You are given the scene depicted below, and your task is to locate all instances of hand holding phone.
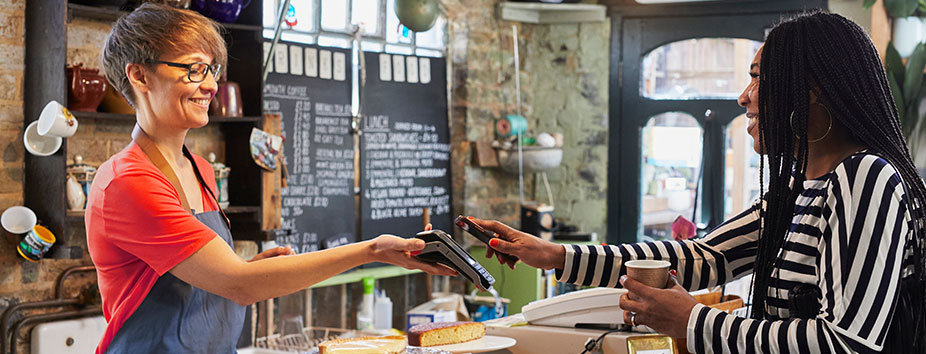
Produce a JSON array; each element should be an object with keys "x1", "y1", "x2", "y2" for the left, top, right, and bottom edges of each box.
[{"x1": 455, "y1": 215, "x2": 520, "y2": 264}]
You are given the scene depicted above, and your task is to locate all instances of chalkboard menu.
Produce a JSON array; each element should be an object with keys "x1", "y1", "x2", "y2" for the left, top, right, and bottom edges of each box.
[
  {"x1": 359, "y1": 52, "x2": 451, "y2": 241},
  {"x1": 263, "y1": 41, "x2": 354, "y2": 253}
]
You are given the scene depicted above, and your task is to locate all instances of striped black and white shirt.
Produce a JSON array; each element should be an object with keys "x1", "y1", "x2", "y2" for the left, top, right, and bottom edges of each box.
[{"x1": 556, "y1": 152, "x2": 914, "y2": 353}]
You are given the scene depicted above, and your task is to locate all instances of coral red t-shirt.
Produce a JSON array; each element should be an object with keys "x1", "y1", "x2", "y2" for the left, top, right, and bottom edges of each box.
[{"x1": 85, "y1": 142, "x2": 220, "y2": 354}]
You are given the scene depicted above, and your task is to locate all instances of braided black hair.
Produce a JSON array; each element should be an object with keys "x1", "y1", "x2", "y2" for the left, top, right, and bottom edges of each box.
[{"x1": 751, "y1": 11, "x2": 926, "y2": 348}]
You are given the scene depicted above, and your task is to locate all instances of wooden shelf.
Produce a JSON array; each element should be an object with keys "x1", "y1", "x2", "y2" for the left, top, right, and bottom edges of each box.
[
  {"x1": 499, "y1": 2, "x2": 606, "y2": 24},
  {"x1": 309, "y1": 266, "x2": 422, "y2": 289},
  {"x1": 72, "y1": 111, "x2": 262, "y2": 124},
  {"x1": 67, "y1": 3, "x2": 262, "y2": 32}
]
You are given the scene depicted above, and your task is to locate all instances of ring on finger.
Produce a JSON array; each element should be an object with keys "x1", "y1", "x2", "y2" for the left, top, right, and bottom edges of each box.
[{"x1": 630, "y1": 313, "x2": 638, "y2": 327}]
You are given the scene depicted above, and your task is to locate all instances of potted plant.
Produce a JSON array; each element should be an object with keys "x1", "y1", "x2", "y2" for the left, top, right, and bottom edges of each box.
[
  {"x1": 885, "y1": 41, "x2": 926, "y2": 170},
  {"x1": 867, "y1": 0, "x2": 926, "y2": 57}
]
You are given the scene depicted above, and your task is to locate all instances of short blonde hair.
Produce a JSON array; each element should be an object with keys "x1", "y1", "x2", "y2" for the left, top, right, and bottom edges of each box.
[{"x1": 101, "y1": 3, "x2": 227, "y2": 107}]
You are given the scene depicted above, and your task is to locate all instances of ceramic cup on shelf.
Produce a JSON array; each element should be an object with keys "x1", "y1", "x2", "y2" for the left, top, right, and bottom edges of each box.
[
  {"x1": 24, "y1": 121, "x2": 62, "y2": 157},
  {"x1": 37, "y1": 100, "x2": 78, "y2": 138},
  {"x1": 1, "y1": 206, "x2": 36, "y2": 235},
  {"x1": 99, "y1": 83, "x2": 135, "y2": 114},
  {"x1": 209, "y1": 74, "x2": 243, "y2": 117}
]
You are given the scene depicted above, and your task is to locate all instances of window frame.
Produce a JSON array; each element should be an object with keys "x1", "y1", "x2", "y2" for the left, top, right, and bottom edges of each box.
[{"x1": 262, "y1": 0, "x2": 446, "y2": 56}]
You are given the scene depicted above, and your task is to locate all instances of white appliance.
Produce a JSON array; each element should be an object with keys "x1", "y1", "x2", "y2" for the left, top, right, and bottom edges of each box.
[
  {"x1": 30, "y1": 316, "x2": 106, "y2": 354},
  {"x1": 521, "y1": 287, "x2": 627, "y2": 328}
]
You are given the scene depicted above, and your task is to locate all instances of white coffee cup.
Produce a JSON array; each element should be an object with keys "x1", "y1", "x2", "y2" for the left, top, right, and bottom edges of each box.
[
  {"x1": 24, "y1": 121, "x2": 62, "y2": 156},
  {"x1": 37, "y1": 100, "x2": 78, "y2": 138},
  {"x1": 1, "y1": 206, "x2": 37, "y2": 234}
]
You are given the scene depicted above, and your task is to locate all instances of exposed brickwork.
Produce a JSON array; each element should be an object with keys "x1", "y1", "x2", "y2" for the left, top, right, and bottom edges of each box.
[{"x1": 446, "y1": 0, "x2": 610, "y2": 239}]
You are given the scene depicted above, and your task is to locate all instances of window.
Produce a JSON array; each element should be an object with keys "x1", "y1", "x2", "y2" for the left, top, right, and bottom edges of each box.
[
  {"x1": 262, "y1": 0, "x2": 446, "y2": 56},
  {"x1": 641, "y1": 112, "x2": 703, "y2": 242},
  {"x1": 642, "y1": 38, "x2": 762, "y2": 100},
  {"x1": 723, "y1": 114, "x2": 766, "y2": 219}
]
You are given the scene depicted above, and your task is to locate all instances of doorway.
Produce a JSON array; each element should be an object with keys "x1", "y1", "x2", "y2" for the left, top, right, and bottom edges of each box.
[{"x1": 606, "y1": 1, "x2": 827, "y2": 244}]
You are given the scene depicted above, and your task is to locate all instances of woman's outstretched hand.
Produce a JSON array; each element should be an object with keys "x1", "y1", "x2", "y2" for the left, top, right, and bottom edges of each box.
[
  {"x1": 248, "y1": 245, "x2": 296, "y2": 262},
  {"x1": 465, "y1": 217, "x2": 565, "y2": 270},
  {"x1": 368, "y1": 234, "x2": 458, "y2": 277}
]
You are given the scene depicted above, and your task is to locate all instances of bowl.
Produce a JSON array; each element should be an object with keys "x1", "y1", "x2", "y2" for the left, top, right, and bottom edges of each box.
[{"x1": 495, "y1": 146, "x2": 563, "y2": 174}]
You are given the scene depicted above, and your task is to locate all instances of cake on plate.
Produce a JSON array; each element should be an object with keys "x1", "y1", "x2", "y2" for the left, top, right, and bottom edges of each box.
[
  {"x1": 318, "y1": 335, "x2": 407, "y2": 354},
  {"x1": 408, "y1": 321, "x2": 485, "y2": 347}
]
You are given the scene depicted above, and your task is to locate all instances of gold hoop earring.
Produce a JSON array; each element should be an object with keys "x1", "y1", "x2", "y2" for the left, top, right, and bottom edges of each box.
[{"x1": 790, "y1": 103, "x2": 833, "y2": 143}]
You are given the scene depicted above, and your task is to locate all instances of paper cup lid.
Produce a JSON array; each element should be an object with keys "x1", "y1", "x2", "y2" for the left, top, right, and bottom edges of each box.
[
  {"x1": 1, "y1": 206, "x2": 37, "y2": 234},
  {"x1": 625, "y1": 260, "x2": 671, "y2": 269}
]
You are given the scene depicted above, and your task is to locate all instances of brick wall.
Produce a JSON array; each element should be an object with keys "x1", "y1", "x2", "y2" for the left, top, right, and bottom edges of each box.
[{"x1": 446, "y1": 0, "x2": 610, "y2": 239}]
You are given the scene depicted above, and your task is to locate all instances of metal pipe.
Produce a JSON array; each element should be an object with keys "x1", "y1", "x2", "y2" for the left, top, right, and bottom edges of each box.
[
  {"x1": 9, "y1": 307, "x2": 101, "y2": 354},
  {"x1": 2, "y1": 265, "x2": 95, "y2": 354},
  {"x1": 262, "y1": 0, "x2": 294, "y2": 82},
  {"x1": 54, "y1": 265, "x2": 95, "y2": 299},
  {"x1": 1, "y1": 299, "x2": 80, "y2": 354}
]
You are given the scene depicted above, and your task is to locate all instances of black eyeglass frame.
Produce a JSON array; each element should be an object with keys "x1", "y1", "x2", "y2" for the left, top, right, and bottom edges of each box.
[{"x1": 150, "y1": 60, "x2": 223, "y2": 83}]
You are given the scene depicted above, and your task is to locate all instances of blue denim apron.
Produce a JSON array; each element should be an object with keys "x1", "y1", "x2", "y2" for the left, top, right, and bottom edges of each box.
[{"x1": 106, "y1": 126, "x2": 245, "y2": 353}]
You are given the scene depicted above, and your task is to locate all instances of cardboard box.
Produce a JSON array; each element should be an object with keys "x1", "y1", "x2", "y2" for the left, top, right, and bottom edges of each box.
[{"x1": 406, "y1": 293, "x2": 469, "y2": 330}]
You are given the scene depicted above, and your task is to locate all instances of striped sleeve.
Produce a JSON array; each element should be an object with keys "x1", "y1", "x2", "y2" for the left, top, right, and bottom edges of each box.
[
  {"x1": 686, "y1": 155, "x2": 910, "y2": 353},
  {"x1": 556, "y1": 199, "x2": 763, "y2": 291}
]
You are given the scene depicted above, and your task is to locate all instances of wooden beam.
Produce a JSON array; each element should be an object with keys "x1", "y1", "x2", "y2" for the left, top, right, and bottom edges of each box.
[
  {"x1": 262, "y1": 113, "x2": 282, "y2": 230},
  {"x1": 871, "y1": 0, "x2": 891, "y2": 62},
  {"x1": 24, "y1": 0, "x2": 67, "y2": 255}
]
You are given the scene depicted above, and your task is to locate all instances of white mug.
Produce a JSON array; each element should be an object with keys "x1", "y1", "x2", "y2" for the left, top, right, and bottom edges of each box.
[
  {"x1": 37, "y1": 100, "x2": 78, "y2": 138},
  {"x1": 24, "y1": 121, "x2": 62, "y2": 157},
  {"x1": 1, "y1": 206, "x2": 37, "y2": 234}
]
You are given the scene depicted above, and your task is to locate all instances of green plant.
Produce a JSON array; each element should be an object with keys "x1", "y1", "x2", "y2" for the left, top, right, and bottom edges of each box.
[
  {"x1": 886, "y1": 41, "x2": 926, "y2": 157},
  {"x1": 866, "y1": 0, "x2": 926, "y2": 18}
]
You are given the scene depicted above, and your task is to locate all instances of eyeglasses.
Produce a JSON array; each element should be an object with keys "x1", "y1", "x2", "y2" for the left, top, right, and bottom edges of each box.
[{"x1": 151, "y1": 60, "x2": 222, "y2": 83}]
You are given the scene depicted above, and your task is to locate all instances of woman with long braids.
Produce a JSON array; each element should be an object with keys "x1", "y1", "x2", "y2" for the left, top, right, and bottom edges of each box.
[{"x1": 468, "y1": 11, "x2": 926, "y2": 353}]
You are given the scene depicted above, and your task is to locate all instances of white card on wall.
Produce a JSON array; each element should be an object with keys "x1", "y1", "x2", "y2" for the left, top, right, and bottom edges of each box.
[
  {"x1": 379, "y1": 54, "x2": 392, "y2": 81},
  {"x1": 333, "y1": 52, "x2": 346, "y2": 81},
  {"x1": 392, "y1": 55, "x2": 405, "y2": 82},
  {"x1": 305, "y1": 47, "x2": 318, "y2": 77},
  {"x1": 406, "y1": 56, "x2": 419, "y2": 83},
  {"x1": 263, "y1": 42, "x2": 273, "y2": 72},
  {"x1": 419, "y1": 57, "x2": 431, "y2": 84},
  {"x1": 289, "y1": 45, "x2": 303, "y2": 76},
  {"x1": 320, "y1": 50, "x2": 332, "y2": 80},
  {"x1": 274, "y1": 43, "x2": 288, "y2": 74}
]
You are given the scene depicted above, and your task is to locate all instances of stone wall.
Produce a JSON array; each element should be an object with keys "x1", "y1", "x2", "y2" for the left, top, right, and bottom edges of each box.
[{"x1": 445, "y1": 0, "x2": 610, "y2": 239}]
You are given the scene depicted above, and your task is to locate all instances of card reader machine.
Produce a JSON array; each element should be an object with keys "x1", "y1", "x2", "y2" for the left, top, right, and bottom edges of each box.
[{"x1": 414, "y1": 230, "x2": 495, "y2": 291}]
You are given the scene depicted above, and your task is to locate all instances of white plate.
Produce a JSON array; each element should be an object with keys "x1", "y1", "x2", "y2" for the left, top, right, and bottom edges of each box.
[{"x1": 427, "y1": 335, "x2": 516, "y2": 353}]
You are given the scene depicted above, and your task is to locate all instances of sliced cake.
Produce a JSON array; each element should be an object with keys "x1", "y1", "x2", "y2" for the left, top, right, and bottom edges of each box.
[
  {"x1": 408, "y1": 321, "x2": 485, "y2": 347},
  {"x1": 318, "y1": 335, "x2": 407, "y2": 354}
]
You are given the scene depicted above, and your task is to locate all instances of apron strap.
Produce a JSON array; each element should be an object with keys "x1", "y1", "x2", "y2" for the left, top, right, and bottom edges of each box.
[{"x1": 132, "y1": 124, "x2": 230, "y2": 228}]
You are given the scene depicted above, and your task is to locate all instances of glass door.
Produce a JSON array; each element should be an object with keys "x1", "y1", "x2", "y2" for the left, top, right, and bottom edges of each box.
[{"x1": 610, "y1": 13, "x2": 780, "y2": 244}]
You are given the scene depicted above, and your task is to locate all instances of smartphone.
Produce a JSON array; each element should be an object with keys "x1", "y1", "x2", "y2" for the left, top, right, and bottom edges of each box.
[{"x1": 454, "y1": 215, "x2": 519, "y2": 263}]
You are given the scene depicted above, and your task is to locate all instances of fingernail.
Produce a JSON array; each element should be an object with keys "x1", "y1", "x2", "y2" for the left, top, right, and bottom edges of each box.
[
  {"x1": 410, "y1": 251, "x2": 421, "y2": 256},
  {"x1": 467, "y1": 216, "x2": 474, "y2": 220},
  {"x1": 670, "y1": 269, "x2": 677, "y2": 276},
  {"x1": 620, "y1": 275, "x2": 627, "y2": 284},
  {"x1": 489, "y1": 239, "x2": 499, "y2": 247}
]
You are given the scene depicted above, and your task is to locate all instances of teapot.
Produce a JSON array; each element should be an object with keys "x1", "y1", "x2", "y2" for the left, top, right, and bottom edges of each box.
[{"x1": 66, "y1": 63, "x2": 107, "y2": 112}]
